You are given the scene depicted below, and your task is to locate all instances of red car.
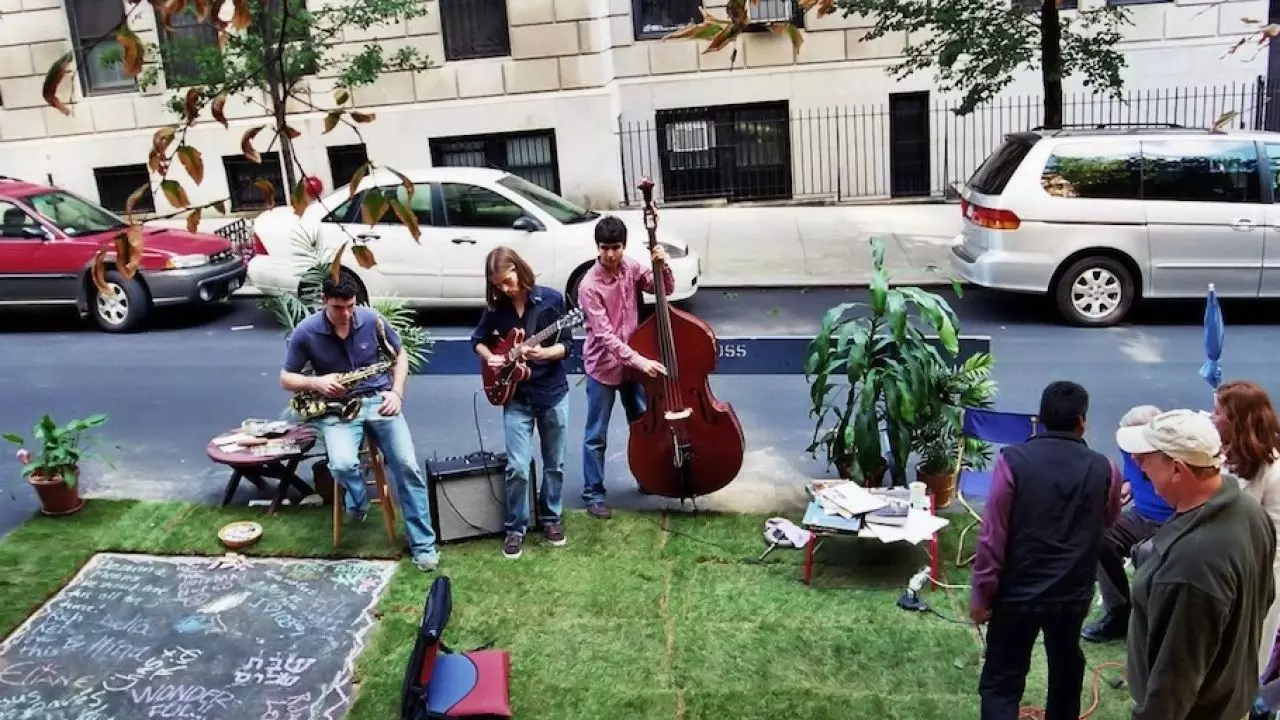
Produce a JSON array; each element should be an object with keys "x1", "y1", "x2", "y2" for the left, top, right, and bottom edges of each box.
[{"x1": 0, "y1": 177, "x2": 247, "y2": 332}]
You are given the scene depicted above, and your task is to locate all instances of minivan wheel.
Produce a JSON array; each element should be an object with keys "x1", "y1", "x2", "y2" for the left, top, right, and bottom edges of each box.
[{"x1": 1054, "y1": 256, "x2": 1134, "y2": 327}]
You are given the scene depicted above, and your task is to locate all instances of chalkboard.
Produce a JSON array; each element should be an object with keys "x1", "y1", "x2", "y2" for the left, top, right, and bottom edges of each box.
[{"x1": 0, "y1": 553, "x2": 397, "y2": 720}]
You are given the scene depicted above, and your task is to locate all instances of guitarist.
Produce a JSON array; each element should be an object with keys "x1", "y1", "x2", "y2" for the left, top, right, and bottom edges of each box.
[
  {"x1": 470, "y1": 246, "x2": 573, "y2": 560},
  {"x1": 280, "y1": 271, "x2": 440, "y2": 572}
]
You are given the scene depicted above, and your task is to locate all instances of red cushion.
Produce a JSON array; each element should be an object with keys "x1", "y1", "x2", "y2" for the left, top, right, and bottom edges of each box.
[{"x1": 447, "y1": 650, "x2": 511, "y2": 718}]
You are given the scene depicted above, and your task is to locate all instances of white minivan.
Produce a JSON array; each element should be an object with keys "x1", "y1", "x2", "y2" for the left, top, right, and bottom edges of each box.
[{"x1": 950, "y1": 125, "x2": 1280, "y2": 326}]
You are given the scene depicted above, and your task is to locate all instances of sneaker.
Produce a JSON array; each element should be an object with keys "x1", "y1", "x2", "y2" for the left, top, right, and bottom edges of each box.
[
  {"x1": 345, "y1": 507, "x2": 368, "y2": 523},
  {"x1": 586, "y1": 502, "x2": 612, "y2": 519},
  {"x1": 503, "y1": 532, "x2": 523, "y2": 560},
  {"x1": 412, "y1": 550, "x2": 439, "y2": 572},
  {"x1": 543, "y1": 523, "x2": 566, "y2": 547},
  {"x1": 1081, "y1": 608, "x2": 1129, "y2": 643}
]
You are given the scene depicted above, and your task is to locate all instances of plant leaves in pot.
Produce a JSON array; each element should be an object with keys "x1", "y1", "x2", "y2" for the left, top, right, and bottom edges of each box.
[
  {"x1": 909, "y1": 352, "x2": 998, "y2": 508},
  {"x1": 4, "y1": 413, "x2": 109, "y2": 516}
]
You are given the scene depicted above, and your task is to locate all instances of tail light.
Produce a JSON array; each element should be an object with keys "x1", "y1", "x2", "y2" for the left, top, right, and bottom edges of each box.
[
  {"x1": 251, "y1": 233, "x2": 268, "y2": 257},
  {"x1": 961, "y1": 198, "x2": 1020, "y2": 231}
]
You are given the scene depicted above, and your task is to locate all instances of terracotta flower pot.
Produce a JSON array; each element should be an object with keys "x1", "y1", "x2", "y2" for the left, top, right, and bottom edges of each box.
[
  {"x1": 916, "y1": 463, "x2": 956, "y2": 509},
  {"x1": 28, "y1": 471, "x2": 85, "y2": 516}
]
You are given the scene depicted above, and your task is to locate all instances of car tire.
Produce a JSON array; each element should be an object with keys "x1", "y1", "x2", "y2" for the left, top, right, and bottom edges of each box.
[
  {"x1": 91, "y1": 270, "x2": 150, "y2": 333},
  {"x1": 1054, "y1": 256, "x2": 1135, "y2": 328},
  {"x1": 565, "y1": 264, "x2": 591, "y2": 310}
]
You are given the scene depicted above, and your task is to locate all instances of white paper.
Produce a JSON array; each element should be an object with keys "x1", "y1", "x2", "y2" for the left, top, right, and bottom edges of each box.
[
  {"x1": 861, "y1": 509, "x2": 950, "y2": 545},
  {"x1": 818, "y1": 483, "x2": 888, "y2": 517}
]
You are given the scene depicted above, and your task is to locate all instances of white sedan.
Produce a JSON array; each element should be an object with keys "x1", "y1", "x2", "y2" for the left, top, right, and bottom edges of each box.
[{"x1": 246, "y1": 167, "x2": 702, "y2": 308}]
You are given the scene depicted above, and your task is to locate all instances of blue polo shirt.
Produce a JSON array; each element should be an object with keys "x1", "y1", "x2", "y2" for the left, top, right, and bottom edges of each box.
[
  {"x1": 1122, "y1": 451, "x2": 1175, "y2": 524},
  {"x1": 283, "y1": 307, "x2": 402, "y2": 397},
  {"x1": 469, "y1": 285, "x2": 572, "y2": 410}
]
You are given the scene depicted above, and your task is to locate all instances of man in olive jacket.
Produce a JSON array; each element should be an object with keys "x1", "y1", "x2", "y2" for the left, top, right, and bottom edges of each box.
[{"x1": 1117, "y1": 409, "x2": 1277, "y2": 720}]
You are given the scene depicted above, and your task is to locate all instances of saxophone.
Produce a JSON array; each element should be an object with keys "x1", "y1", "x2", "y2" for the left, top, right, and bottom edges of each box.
[{"x1": 290, "y1": 360, "x2": 394, "y2": 422}]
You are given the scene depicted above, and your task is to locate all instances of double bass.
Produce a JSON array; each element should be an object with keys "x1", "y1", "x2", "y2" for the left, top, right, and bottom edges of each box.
[{"x1": 626, "y1": 177, "x2": 746, "y2": 501}]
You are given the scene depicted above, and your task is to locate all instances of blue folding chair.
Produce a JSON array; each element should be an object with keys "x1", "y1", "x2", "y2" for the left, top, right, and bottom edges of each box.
[{"x1": 953, "y1": 407, "x2": 1046, "y2": 567}]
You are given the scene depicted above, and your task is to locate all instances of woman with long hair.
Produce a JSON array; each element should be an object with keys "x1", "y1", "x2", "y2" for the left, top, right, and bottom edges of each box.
[{"x1": 1213, "y1": 380, "x2": 1280, "y2": 683}]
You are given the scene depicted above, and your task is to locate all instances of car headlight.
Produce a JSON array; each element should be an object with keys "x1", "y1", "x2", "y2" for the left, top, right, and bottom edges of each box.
[
  {"x1": 659, "y1": 242, "x2": 687, "y2": 259},
  {"x1": 166, "y1": 254, "x2": 210, "y2": 269}
]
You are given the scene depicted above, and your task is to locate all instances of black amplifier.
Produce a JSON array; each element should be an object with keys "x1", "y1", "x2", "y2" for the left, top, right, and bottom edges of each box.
[{"x1": 424, "y1": 451, "x2": 538, "y2": 544}]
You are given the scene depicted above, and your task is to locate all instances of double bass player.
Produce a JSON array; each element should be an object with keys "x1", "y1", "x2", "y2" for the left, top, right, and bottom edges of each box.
[{"x1": 577, "y1": 215, "x2": 674, "y2": 520}]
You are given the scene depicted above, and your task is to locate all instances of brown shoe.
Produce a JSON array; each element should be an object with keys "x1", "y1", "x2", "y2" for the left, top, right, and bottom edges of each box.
[
  {"x1": 543, "y1": 522, "x2": 566, "y2": 546},
  {"x1": 502, "y1": 532, "x2": 523, "y2": 560},
  {"x1": 586, "y1": 502, "x2": 612, "y2": 519}
]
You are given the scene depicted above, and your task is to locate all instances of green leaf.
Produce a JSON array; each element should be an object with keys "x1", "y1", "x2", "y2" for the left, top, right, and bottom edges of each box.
[{"x1": 1, "y1": 433, "x2": 23, "y2": 445}]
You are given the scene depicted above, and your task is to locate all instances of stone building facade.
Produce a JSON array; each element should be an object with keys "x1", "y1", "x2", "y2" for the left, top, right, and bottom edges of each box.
[{"x1": 0, "y1": 0, "x2": 1269, "y2": 214}]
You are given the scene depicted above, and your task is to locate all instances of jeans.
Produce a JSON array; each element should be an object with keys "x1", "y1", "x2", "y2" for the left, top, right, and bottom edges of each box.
[
  {"x1": 979, "y1": 605, "x2": 1088, "y2": 720},
  {"x1": 581, "y1": 377, "x2": 646, "y2": 505},
  {"x1": 316, "y1": 396, "x2": 437, "y2": 559},
  {"x1": 502, "y1": 394, "x2": 569, "y2": 535}
]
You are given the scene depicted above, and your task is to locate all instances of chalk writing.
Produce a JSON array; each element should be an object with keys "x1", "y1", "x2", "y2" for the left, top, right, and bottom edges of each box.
[{"x1": 0, "y1": 553, "x2": 395, "y2": 720}]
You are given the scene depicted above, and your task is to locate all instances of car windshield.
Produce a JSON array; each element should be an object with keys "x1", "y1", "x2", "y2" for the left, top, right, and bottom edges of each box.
[
  {"x1": 497, "y1": 174, "x2": 598, "y2": 225},
  {"x1": 26, "y1": 190, "x2": 127, "y2": 236}
]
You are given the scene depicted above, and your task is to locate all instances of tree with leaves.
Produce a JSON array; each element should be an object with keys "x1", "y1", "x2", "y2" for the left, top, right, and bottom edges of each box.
[
  {"x1": 40, "y1": 0, "x2": 430, "y2": 296},
  {"x1": 670, "y1": 0, "x2": 1129, "y2": 129}
]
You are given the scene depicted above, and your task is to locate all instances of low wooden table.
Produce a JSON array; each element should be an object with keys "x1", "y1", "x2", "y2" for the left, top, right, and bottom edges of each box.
[
  {"x1": 799, "y1": 494, "x2": 944, "y2": 588},
  {"x1": 206, "y1": 425, "x2": 319, "y2": 514}
]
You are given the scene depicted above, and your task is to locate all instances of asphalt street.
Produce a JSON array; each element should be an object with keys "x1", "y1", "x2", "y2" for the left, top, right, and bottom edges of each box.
[{"x1": 2, "y1": 286, "x2": 1277, "y2": 539}]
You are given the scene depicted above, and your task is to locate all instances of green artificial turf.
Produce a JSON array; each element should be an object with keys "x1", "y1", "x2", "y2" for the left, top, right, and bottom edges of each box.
[{"x1": 0, "y1": 500, "x2": 1132, "y2": 719}]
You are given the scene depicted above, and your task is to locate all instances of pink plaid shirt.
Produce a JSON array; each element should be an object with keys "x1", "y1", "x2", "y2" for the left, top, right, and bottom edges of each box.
[{"x1": 578, "y1": 256, "x2": 675, "y2": 385}]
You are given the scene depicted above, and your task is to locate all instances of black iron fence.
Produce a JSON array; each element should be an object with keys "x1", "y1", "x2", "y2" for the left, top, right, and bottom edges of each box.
[
  {"x1": 213, "y1": 217, "x2": 255, "y2": 262},
  {"x1": 616, "y1": 78, "x2": 1280, "y2": 206}
]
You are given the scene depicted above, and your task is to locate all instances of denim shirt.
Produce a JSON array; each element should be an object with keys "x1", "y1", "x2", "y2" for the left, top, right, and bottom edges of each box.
[
  {"x1": 283, "y1": 307, "x2": 401, "y2": 397},
  {"x1": 470, "y1": 285, "x2": 572, "y2": 410}
]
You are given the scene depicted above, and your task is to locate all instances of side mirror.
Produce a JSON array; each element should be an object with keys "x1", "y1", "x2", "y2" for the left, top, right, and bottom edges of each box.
[{"x1": 513, "y1": 215, "x2": 543, "y2": 232}]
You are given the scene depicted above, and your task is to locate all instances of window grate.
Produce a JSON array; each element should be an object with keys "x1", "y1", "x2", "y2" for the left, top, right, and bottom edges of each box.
[
  {"x1": 93, "y1": 165, "x2": 154, "y2": 213},
  {"x1": 439, "y1": 0, "x2": 510, "y2": 61},
  {"x1": 431, "y1": 130, "x2": 561, "y2": 195},
  {"x1": 223, "y1": 153, "x2": 285, "y2": 211}
]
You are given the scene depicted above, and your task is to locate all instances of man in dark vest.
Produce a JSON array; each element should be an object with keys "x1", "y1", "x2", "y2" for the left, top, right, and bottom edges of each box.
[{"x1": 969, "y1": 380, "x2": 1123, "y2": 720}]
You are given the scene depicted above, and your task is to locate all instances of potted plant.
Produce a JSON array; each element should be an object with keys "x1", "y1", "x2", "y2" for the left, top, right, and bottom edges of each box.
[
  {"x1": 4, "y1": 413, "x2": 108, "y2": 516},
  {"x1": 910, "y1": 352, "x2": 997, "y2": 507},
  {"x1": 803, "y1": 236, "x2": 964, "y2": 487}
]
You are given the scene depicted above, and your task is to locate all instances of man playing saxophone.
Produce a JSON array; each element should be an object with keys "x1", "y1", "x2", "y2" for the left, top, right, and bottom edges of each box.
[{"x1": 279, "y1": 271, "x2": 440, "y2": 571}]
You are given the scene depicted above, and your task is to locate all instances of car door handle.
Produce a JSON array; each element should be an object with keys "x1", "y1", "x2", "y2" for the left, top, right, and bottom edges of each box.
[
  {"x1": 451, "y1": 237, "x2": 477, "y2": 245},
  {"x1": 1231, "y1": 219, "x2": 1256, "y2": 231},
  {"x1": 357, "y1": 232, "x2": 380, "y2": 241}
]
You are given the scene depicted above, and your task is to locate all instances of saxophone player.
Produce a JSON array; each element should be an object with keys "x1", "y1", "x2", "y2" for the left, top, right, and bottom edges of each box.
[{"x1": 279, "y1": 271, "x2": 440, "y2": 571}]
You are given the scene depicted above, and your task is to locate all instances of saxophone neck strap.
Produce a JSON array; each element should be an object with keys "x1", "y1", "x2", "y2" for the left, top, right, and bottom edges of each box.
[{"x1": 374, "y1": 314, "x2": 396, "y2": 363}]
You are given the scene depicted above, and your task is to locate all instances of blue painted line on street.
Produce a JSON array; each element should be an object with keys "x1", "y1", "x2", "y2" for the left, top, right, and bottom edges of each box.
[{"x1": 413, "y1": 335, "x2": 991, "y2": 375}]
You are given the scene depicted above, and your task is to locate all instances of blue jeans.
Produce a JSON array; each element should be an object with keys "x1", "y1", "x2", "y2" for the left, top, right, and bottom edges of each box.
[
  {"x1": 581, "y1": 377, "x2": 646, "y2": 505},
  {"x1": 316, "y1": 396, "x2": 437, "y2": 559},
  {"x1": 502, "y1": 394, "x2": 569, "y2": 535}
]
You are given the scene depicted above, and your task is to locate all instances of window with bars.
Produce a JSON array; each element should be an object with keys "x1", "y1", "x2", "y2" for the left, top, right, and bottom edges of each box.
[
  {"x1": 1015, "y1": 0, "x2": 1079, "y2": 10},
  {"x1": 65, "y1": 0, "x2": 135, "y2": 94},
  {"x1": 747, "y1": 0, "x2": 804, "y2": 24},
  {"x1": 439, "y1": 0, "x2": 510, "y2": 60},
  {"x1": 93, "y1": 165, "x2": 154, "y2": 213},
  {"x1": 327, "y1": 144, "x2": 369, "y2": 190},
  {"x1": 223, "y1": 152, "x2": 285, "y2": 211},
  {"x1": 430, "y1": 130, "x2": 561, "y2": 194},
  {"x1": 632, "y1": 0, "x2": 702, "y2": 40}
]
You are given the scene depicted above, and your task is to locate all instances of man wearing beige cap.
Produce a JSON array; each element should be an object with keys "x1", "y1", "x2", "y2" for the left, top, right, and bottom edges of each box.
[{"x1": 1117, "y1": 409, "x2": 1276, "y2": 720}]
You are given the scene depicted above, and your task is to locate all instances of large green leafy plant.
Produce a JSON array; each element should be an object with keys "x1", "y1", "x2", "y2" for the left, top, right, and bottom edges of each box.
[
  {"x1": 911, "y1": 352, "x2": 997, "y2": 478},
  {"x1": 803, "y1": 236, "x2": 963, "y2": 485},
  {"x1": 4, "y1": 414, "x2": 109, "y2": 488}
]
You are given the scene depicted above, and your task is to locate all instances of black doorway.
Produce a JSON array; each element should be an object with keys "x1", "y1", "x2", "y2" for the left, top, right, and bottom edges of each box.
[{"x1": 888, "y1": 92, "x2": 931, "y2": 198}]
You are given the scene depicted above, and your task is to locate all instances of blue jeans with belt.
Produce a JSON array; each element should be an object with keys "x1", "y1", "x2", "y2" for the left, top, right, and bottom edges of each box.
[
  {"x1": 502, "y1": 393, "x2": 569, "y2": 535},
  {"x1": 581, "y1": 377, "x2": 646, "y2": 505},
  {"x1": 315, "y1": 396, "x2": 437, "y2": 560}
]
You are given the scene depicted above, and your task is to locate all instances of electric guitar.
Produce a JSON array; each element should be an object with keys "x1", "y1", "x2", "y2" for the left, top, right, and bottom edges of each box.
[{"x1": 481, "y1": 307, "x2": 584, "y2": 406}]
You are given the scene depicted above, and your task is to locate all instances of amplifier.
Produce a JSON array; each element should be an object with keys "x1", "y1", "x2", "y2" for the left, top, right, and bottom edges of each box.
[{"x1": 424, "y1": 451, "x2": 538, "y2": 544}]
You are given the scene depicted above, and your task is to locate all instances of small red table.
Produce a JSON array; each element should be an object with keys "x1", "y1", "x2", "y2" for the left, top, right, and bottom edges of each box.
[
  {"x1": 800, "y1": 494, "x2": 944, "y2": 588},
  {"x1": 206, "y1": 425, "x2": 318, "y2": 514}
]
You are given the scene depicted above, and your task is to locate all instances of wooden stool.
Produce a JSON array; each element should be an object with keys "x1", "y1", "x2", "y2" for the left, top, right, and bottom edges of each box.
[{"x1": 332, "y1": 435, "x2": 399, "y2": 548}]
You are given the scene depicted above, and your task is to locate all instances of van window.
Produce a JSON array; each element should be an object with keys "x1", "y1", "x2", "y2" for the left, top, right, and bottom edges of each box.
[
  {"x1": 1040, "y1": 141, "x2": 1141, "y2": 200},
  {"x1": 968, "y1": 138, "x2": 1035, "y2": 195},
  {"x1": 1140, "y1": 139, "x2": 1261, "y2": 204}
]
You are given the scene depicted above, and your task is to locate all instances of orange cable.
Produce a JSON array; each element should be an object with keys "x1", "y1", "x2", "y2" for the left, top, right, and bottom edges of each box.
[{"x1": 1017, "y1": 661, "x2": 1127, "y2": 720}]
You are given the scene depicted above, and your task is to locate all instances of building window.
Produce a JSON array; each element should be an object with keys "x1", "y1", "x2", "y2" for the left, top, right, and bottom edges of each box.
[
  {"x1": 747, "y1": 0, "x2": 805, "y2": 24},
  {"x1": 633, "y1": 0, "x2": 702, "y2": 40},
  {"x1": 65, "y1": 0, "x2": 135, "y2": 95},
  {"x1": 439, "y1": 0, "x2": 510, "y2": 61},
  {"x1": 327, "y1": 144, "x2": 369, "y2": 190},
  {"x1": 223, "y1": 152, "x2": 285, "y2": 211},
  {"x1": 94, "y1": 165, "x2": 155, "y2": 213},
  {"x1": 1016, "y1": 0, "x2": 1078, "y2": 10},
  {"x1": 156, "y1": 4, "x2": 221, "y2": 87},
  {"x1": 1106, "y1": 0, "x2": 1167, "y2": 5},
  {"x1": 431, "y1": 130, "x2": 561, "y2": 194},
  {"x1": 656, "y1": 102, "x2": 793, "y2": 202}
]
